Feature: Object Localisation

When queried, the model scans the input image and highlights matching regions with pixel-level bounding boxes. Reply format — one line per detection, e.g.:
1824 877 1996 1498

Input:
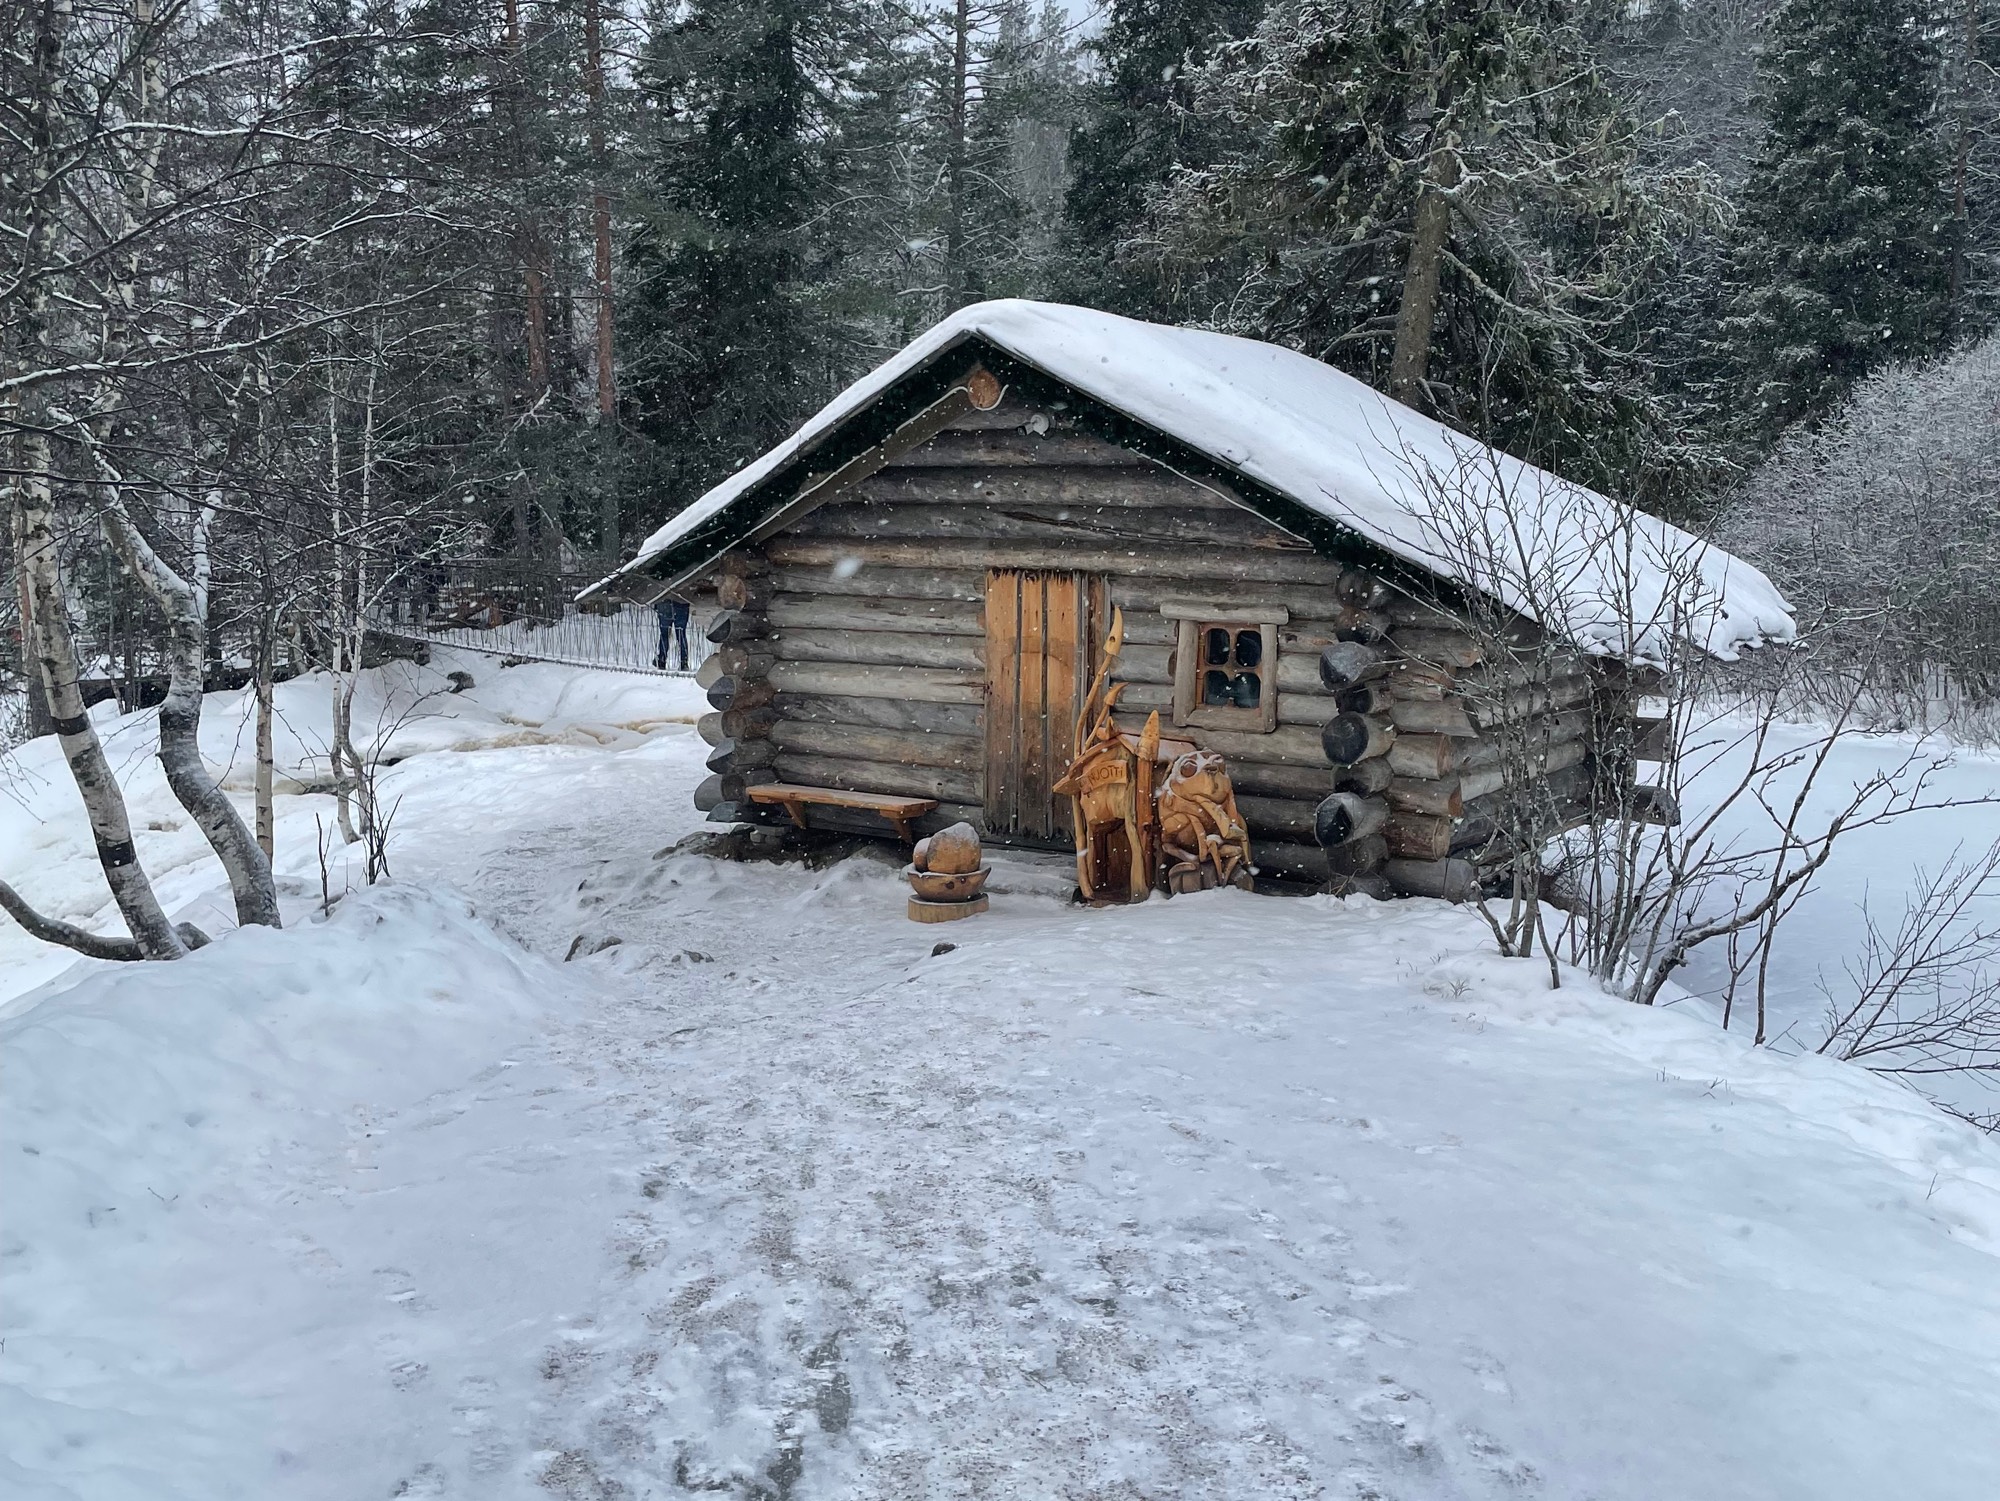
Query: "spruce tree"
622 0 872 522
1061 0 1267 317
1726 0 1955 440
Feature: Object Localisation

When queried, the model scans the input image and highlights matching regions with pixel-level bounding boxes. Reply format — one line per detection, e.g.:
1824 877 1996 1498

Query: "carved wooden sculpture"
1051 609 1161 902
1156 749 1254 893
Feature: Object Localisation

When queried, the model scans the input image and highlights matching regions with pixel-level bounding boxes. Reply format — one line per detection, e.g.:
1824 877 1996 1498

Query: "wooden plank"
1109 711 1327 767
856 465 1253 510
1108 578 1351 621
1115 681 1338 728
1101 642 1331 698
746 783 939 816
1387 699 1478 737
1386 777 1464 817
888 430 1143 467
942 400 1047 430
1019 572 1050 839
744 383 978 550
766 537 1349 586
851 467 1247 509
766 662 986 704
1043 572 1082 843
773 752 982 807
771 564 989 603
766 592 985 636
773 692 983 738
776 800 983 842
1634 714 1672 761
769 720 985 772
1170 617 1198 728
769 626 984 673
794 497 1301 548
1383 857 1479 900
986 569 1021 836
1391 629 1486 668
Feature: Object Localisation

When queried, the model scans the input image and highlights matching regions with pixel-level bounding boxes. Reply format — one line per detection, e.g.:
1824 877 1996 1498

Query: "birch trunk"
101 504 282 927
256 611 275 860
325 347 359 844
13 489 187 958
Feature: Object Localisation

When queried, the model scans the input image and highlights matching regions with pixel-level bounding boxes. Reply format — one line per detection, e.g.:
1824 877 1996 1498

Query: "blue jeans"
655 602 690 670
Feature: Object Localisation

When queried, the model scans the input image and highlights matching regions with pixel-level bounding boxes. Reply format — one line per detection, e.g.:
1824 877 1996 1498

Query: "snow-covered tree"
1148 0 1720 513
1722 335 2000 720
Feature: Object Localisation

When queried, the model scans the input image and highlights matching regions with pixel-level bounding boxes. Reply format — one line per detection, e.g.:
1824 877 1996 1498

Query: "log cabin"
581 300 1793 898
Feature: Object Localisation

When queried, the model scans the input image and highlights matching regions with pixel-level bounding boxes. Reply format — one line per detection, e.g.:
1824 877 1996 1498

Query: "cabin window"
1164 603 1287 733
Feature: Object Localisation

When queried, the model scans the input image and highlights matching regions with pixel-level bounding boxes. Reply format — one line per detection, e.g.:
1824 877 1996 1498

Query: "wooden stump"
908 893 989 923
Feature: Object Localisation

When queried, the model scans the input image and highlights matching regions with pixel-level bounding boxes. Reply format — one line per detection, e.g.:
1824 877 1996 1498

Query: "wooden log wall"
1339 593 1637 898
696 398 1639 894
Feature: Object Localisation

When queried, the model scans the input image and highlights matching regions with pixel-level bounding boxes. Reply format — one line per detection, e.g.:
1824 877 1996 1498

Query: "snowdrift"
0 884 569 1501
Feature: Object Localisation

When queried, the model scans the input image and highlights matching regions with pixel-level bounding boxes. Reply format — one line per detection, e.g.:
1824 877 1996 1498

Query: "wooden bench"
745 784 939 843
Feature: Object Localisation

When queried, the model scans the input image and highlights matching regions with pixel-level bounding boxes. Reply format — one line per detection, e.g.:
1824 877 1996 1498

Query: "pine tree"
1726 0 1956 440
1061 0 1267 317
1151 0 1716 512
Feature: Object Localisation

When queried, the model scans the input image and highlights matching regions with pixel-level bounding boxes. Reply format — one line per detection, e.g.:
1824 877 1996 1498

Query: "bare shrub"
1818 841 2000 1126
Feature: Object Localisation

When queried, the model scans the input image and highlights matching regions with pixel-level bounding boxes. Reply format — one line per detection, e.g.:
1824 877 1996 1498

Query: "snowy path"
9 668 2000 1499
381 728 2000 1500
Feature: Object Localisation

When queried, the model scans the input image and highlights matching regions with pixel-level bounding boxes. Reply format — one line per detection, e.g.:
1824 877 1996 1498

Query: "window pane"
1205 628 1231 666
1203 669 1233 705
1234 629 1263 669
1232 672 1261 708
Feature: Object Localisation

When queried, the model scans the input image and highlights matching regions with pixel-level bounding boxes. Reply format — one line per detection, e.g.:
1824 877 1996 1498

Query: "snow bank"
0 883 571 1501
608 299 1794 662
0 657 703 1004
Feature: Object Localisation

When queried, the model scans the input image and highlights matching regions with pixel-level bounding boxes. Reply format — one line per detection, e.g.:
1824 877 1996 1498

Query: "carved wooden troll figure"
1157 748 1254 894
1053 609 1254 900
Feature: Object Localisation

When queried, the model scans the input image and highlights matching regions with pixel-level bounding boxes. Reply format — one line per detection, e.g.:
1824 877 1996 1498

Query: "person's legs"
654 615 670 670
672 602 691 671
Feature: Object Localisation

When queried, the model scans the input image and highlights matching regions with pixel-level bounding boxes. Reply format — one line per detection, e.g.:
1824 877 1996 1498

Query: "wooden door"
985 570 1093 841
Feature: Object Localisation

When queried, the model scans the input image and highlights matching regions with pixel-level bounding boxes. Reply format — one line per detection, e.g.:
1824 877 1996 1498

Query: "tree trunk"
256 634 275 860
13 492 187 959
584 0 620 559
14 562 53 737
1389 144 1460 413
502 0 550 401
100 506 282 928
944 0 971 306
1946 0 1979 321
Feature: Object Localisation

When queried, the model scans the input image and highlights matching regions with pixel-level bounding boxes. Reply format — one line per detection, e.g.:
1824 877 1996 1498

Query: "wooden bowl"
904 864 991 901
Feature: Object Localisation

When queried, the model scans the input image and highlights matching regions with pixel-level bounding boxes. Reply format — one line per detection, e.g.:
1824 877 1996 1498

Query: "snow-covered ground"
7 660 2000 1499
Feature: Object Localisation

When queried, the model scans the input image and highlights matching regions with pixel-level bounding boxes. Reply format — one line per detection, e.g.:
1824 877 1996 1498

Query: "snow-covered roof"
593 299 1793 663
